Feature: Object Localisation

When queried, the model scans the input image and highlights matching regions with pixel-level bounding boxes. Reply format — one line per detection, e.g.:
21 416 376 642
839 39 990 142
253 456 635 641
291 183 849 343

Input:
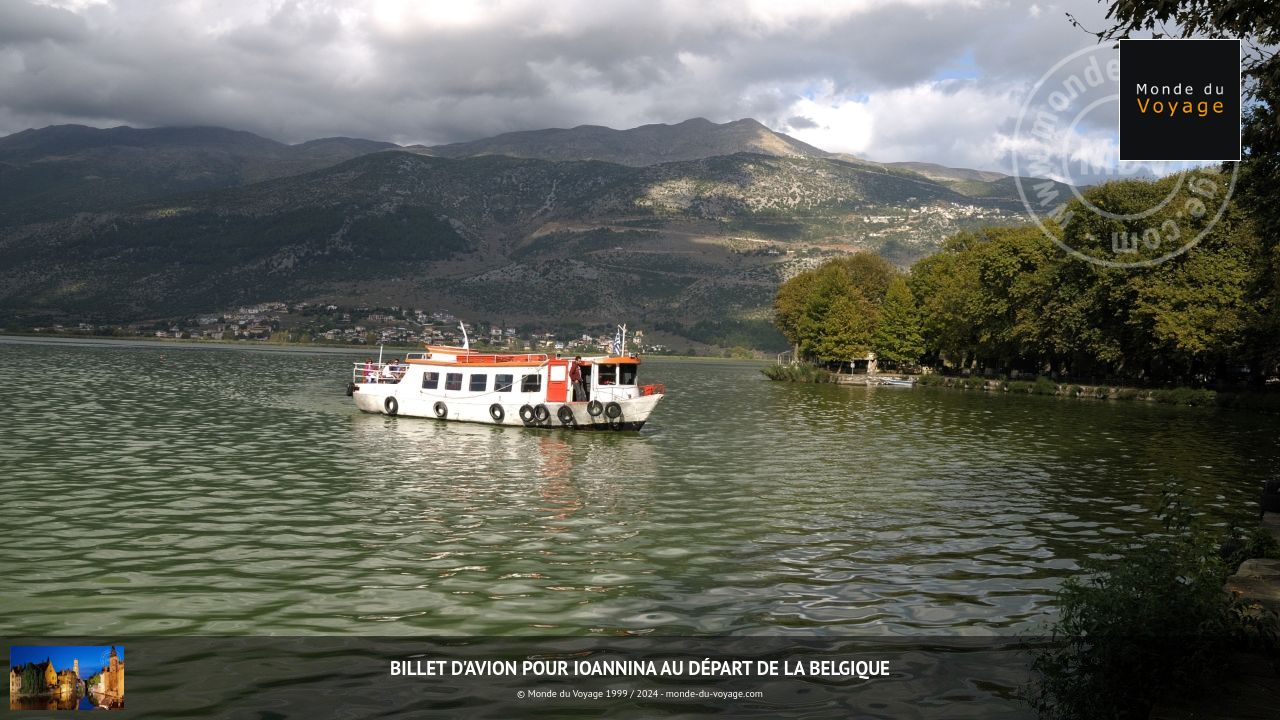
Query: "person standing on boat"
381 358 400 383
363 358 375 383
570 356 585 401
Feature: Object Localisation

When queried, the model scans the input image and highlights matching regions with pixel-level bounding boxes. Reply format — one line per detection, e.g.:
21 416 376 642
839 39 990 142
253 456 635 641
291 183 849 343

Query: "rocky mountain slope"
0 125 398 226
425 117 827 166
0 147 1027 331
0 118 1062 346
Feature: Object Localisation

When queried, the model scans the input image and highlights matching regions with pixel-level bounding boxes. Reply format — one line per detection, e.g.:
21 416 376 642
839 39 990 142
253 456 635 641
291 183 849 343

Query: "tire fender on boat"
604 401 623 419
489 404 505 422
433 401 447 418
346 382 355 397
533 404 551 423
519 404 536 424
384 396 399 416
557 405 575 425
587 400 604 417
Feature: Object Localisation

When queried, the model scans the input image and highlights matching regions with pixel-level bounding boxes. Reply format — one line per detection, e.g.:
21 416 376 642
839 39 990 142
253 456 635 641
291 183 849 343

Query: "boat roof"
414 345 641 366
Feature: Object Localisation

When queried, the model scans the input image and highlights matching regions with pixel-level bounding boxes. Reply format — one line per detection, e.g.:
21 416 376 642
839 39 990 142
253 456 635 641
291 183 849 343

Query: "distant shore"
0 332 381 354
0 333 755 362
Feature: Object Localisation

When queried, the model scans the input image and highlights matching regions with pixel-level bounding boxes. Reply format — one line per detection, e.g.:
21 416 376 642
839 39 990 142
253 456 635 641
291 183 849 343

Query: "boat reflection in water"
348 411 657 519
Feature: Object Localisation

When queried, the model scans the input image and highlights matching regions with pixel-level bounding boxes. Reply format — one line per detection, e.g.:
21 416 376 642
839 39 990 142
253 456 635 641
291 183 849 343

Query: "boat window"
422 372 440 390
445 372 463 391
469 374 487 392
495 374 513 392
619 363 638 386
598 364 617 385
520 374 541 392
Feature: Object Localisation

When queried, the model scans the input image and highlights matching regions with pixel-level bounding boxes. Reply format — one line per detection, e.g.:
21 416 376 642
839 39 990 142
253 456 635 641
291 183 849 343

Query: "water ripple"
1 339 1276 637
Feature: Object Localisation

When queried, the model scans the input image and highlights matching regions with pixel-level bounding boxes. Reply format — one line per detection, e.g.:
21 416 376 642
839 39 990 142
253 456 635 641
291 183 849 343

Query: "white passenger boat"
347 345 665 431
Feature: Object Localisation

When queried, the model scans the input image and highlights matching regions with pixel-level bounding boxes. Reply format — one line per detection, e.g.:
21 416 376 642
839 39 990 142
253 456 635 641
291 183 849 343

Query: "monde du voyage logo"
1120 38 1241 162
1014 39 1242 268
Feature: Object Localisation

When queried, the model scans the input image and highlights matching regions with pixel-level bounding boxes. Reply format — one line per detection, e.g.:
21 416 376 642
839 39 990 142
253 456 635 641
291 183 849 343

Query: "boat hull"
351 385 662 431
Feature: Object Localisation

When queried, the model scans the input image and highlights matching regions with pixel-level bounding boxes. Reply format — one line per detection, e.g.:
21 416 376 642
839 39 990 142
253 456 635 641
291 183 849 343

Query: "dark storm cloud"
0 0 1119 170
0 1 87 44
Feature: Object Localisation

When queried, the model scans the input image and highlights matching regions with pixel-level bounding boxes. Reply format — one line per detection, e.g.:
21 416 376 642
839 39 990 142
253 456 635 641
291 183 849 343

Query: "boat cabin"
351 347 661 404
348 344 665 429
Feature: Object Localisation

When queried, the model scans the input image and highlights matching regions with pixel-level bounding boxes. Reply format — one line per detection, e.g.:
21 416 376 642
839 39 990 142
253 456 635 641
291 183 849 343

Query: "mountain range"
0 118 1061 348
425 117 828 166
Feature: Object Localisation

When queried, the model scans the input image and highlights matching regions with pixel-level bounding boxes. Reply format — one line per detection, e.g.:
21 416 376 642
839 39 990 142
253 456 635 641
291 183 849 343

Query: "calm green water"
2 337 1276 636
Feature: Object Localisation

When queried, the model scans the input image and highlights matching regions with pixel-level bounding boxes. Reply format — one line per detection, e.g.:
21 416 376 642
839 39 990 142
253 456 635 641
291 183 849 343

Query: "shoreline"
0 333 755 362
0 333 382 355
761 363 1280 411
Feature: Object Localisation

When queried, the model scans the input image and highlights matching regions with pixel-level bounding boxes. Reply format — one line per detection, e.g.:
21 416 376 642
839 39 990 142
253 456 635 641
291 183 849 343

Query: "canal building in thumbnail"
95 646 125 705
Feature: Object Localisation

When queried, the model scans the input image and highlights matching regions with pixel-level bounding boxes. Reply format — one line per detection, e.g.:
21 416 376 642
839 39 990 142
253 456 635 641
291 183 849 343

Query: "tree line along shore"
766 173 1280 402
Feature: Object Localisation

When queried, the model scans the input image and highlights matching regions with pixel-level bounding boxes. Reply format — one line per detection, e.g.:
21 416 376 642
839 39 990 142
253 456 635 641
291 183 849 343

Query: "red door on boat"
547 359 569 402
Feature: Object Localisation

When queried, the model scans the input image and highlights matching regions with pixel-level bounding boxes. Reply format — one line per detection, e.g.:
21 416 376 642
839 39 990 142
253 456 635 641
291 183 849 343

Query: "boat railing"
450 352 550 365
351 361 405 384
422 346 551 365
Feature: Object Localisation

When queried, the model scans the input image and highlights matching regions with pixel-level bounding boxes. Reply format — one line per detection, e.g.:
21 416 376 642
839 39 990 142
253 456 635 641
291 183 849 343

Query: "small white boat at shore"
347 345 665 431
873 376 915 387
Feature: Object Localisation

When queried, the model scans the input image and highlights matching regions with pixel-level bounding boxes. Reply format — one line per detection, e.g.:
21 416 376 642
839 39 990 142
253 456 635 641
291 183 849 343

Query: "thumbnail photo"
9 646 124 711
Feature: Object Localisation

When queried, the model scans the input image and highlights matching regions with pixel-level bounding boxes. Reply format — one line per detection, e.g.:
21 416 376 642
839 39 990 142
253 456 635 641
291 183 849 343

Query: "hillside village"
0 120 1051 350
17 301 671 355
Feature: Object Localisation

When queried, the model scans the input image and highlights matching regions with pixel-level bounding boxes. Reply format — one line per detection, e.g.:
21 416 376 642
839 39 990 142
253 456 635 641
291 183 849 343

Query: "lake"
3 336 1275 638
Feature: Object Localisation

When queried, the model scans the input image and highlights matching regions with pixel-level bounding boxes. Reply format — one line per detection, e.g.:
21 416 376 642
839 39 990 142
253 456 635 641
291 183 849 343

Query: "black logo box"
1119 38 1241 162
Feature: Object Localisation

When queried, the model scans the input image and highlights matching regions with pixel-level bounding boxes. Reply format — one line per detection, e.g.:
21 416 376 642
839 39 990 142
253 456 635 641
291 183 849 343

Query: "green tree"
963 226 1060 373
1129 224 1258 379
1057 175 1261 381
909 237 983 368
828 252 896 303
772 268 817 353
808 288 879 363
1088 0 1280 379
872 275 924 367
905 174 1264 384
774 252 892 363
791 262 882 363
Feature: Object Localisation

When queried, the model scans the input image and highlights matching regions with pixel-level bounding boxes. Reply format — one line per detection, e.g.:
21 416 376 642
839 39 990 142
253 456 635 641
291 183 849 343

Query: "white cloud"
782 80 1024 169
779 91 875 155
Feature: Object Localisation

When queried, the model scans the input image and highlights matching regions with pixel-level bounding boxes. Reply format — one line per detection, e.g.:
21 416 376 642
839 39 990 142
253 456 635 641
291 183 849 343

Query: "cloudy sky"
0 0 1134 173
